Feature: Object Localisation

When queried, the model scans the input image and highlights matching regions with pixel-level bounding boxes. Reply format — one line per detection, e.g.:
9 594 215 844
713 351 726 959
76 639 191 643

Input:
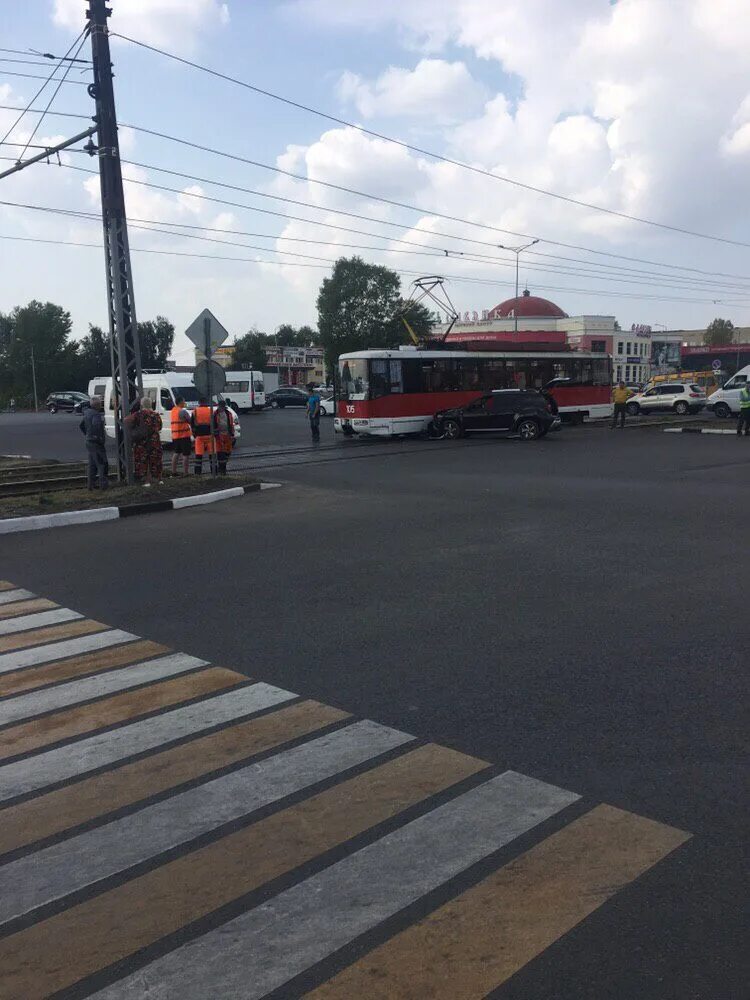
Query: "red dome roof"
489 289 568 319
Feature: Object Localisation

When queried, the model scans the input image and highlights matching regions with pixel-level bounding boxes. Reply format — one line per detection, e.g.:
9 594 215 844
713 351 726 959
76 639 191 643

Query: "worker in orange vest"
170 396 193 477
191 397 215 475
214 398 236 475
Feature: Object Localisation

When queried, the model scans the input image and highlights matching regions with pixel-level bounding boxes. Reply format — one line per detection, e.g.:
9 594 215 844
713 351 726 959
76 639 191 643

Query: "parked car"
625 383 706 416
46 391 89 414
319 395 337 416
432 390 561 441
265 387 309 408
705 365 750 418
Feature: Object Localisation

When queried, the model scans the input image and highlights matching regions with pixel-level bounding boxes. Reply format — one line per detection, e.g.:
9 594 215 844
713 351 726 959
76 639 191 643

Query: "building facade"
612 325 652 385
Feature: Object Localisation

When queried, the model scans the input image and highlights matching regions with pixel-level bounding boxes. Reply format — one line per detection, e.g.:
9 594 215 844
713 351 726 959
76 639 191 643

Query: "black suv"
46 391 89 414
265 387 309 408
433 390 560 441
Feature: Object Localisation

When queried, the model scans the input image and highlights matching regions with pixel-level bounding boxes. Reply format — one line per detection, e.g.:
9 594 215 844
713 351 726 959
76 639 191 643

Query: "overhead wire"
16 30 90 161
112 30 750 250
1 102 749 286
5 196 750 297
4 151 750 299
0 28 88 146
1 232 746 308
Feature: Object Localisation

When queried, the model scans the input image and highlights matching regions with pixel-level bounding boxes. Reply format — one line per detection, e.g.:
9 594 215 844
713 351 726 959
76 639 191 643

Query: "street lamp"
497 240 539 335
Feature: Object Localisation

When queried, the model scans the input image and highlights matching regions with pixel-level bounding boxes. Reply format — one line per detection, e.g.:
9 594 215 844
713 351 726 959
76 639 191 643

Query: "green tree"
274 323 318 347
233 328 268 370
388 298 435 344
138 316 175 369
75 323 111 386
317 257 411 371
704 317 735 347
0 300 77 405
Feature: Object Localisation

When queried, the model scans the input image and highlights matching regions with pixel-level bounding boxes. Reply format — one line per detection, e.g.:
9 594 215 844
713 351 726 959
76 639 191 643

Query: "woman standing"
133 396 163 486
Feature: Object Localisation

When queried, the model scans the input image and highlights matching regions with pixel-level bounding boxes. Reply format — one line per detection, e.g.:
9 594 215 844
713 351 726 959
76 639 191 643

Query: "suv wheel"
442 418 462 440
517 418 542 440
714 402 731 419
47 404 58 414
674 400 689 415
626 402 640 416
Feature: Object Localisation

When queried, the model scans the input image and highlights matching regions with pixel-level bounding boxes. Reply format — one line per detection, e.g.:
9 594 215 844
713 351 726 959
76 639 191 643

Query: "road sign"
712 359 722 371
194 360 226 398
185 308 230 352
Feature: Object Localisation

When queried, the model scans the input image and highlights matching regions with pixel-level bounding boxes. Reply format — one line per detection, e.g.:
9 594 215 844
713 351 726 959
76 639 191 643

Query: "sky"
1 0 749 364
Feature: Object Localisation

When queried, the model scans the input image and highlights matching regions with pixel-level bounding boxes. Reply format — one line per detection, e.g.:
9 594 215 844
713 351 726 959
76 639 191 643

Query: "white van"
220 371 265 412
705 365 750 418
88 372 242 446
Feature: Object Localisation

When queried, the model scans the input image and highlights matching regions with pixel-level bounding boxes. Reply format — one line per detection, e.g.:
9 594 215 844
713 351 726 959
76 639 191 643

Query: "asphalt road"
1 423 748 998
0 406 333 464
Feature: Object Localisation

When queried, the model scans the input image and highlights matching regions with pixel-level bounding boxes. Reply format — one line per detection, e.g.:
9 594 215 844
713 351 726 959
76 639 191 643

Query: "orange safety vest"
170 405 191 440
193 405 213 437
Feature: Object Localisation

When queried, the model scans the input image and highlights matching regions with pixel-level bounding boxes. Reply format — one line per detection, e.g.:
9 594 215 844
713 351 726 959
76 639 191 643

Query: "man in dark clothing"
305 385 321 444
79 396 109 490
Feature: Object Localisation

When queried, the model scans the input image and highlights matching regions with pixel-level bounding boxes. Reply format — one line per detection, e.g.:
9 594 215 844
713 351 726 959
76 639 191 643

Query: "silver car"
626 382 706 416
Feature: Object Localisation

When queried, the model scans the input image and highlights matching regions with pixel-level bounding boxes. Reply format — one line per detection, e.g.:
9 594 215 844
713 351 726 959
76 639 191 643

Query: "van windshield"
174 386 200 405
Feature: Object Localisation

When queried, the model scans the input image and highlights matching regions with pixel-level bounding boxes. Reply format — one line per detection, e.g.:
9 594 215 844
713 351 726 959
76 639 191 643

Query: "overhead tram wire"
112 31 750 250
0 70 89 85
3 152 750 296
16 31 90 161
5 152 750 297
5 195 750 297
0 28 88 146
1 104 750 285
1 232 747 307
2 195 748 303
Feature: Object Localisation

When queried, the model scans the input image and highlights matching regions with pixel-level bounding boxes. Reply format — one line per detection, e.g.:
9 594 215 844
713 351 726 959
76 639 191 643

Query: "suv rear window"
690 385 703 392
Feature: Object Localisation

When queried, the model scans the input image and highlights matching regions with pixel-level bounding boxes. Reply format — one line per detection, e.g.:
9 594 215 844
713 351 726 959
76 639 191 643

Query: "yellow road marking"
0 744 487 999
0 667 244 760
0 599 58 621
308 804 691 1000
0 700 347 855
0 640 169 697
0 619 107 654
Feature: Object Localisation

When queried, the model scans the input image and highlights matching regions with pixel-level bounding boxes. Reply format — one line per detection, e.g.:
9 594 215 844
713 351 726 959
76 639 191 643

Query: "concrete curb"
0 482 280 536
663 428 737 435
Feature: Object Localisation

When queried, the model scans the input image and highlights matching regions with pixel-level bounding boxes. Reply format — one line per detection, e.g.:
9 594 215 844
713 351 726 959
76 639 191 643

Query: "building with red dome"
434 287 650 377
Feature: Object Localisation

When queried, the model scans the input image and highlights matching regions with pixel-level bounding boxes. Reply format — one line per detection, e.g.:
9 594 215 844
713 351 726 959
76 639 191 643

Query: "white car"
626 382 706 416
705 365 749 418
319 395 337 416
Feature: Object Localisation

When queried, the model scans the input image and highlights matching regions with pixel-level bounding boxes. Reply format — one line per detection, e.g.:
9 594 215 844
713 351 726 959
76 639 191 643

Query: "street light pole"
30 344 39 412
497 240 539 335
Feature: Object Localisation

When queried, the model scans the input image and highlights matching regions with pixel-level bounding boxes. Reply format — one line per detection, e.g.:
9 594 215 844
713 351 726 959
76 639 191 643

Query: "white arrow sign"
185 308 230 353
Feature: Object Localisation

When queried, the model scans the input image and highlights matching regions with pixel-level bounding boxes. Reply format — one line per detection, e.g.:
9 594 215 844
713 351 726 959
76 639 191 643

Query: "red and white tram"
334 347 612 437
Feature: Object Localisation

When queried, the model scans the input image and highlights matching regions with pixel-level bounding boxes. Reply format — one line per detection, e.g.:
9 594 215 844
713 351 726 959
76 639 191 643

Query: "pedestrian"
79 395 109 491
212 398 236 475
133 396 163 487
192 397 215 475
305 384 321 443
737 383 750 437
611 380 630 429
170 395 192 476
9 397 15 414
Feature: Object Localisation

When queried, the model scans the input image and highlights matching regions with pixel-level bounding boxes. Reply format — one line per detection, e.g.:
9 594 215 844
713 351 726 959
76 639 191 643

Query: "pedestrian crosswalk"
0 578 690 999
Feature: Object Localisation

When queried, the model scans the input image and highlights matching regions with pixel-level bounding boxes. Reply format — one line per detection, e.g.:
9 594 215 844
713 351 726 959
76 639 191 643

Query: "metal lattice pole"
87 0 142 483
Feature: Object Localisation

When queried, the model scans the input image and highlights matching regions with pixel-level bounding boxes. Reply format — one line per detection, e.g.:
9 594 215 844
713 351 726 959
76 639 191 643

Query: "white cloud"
338 59 485 123
52 0 229 52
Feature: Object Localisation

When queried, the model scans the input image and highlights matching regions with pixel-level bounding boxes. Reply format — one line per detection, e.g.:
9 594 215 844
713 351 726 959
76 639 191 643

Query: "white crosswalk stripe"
0 630 137 674
0 589 35 606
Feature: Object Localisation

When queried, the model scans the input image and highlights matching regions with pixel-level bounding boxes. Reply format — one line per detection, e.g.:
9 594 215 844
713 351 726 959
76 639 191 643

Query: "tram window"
371 359 390 398
402 359 424 393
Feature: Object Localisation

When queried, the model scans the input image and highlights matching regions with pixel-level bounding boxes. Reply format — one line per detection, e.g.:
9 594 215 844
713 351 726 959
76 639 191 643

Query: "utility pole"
86 0 142 483
497 240 539 335
30 345 39 412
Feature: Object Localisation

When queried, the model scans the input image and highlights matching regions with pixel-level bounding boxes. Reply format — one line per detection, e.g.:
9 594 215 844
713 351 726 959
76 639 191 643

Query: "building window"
591 340 606 352
617 341 624 355
616 365 622 381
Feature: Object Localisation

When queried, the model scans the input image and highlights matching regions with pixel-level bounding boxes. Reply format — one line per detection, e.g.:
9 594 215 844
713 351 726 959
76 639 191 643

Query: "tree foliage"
316 257 433 371
274 323 318 347
138 315 175 369
703 317 735 346
232 328 269 371
0 303 177 407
